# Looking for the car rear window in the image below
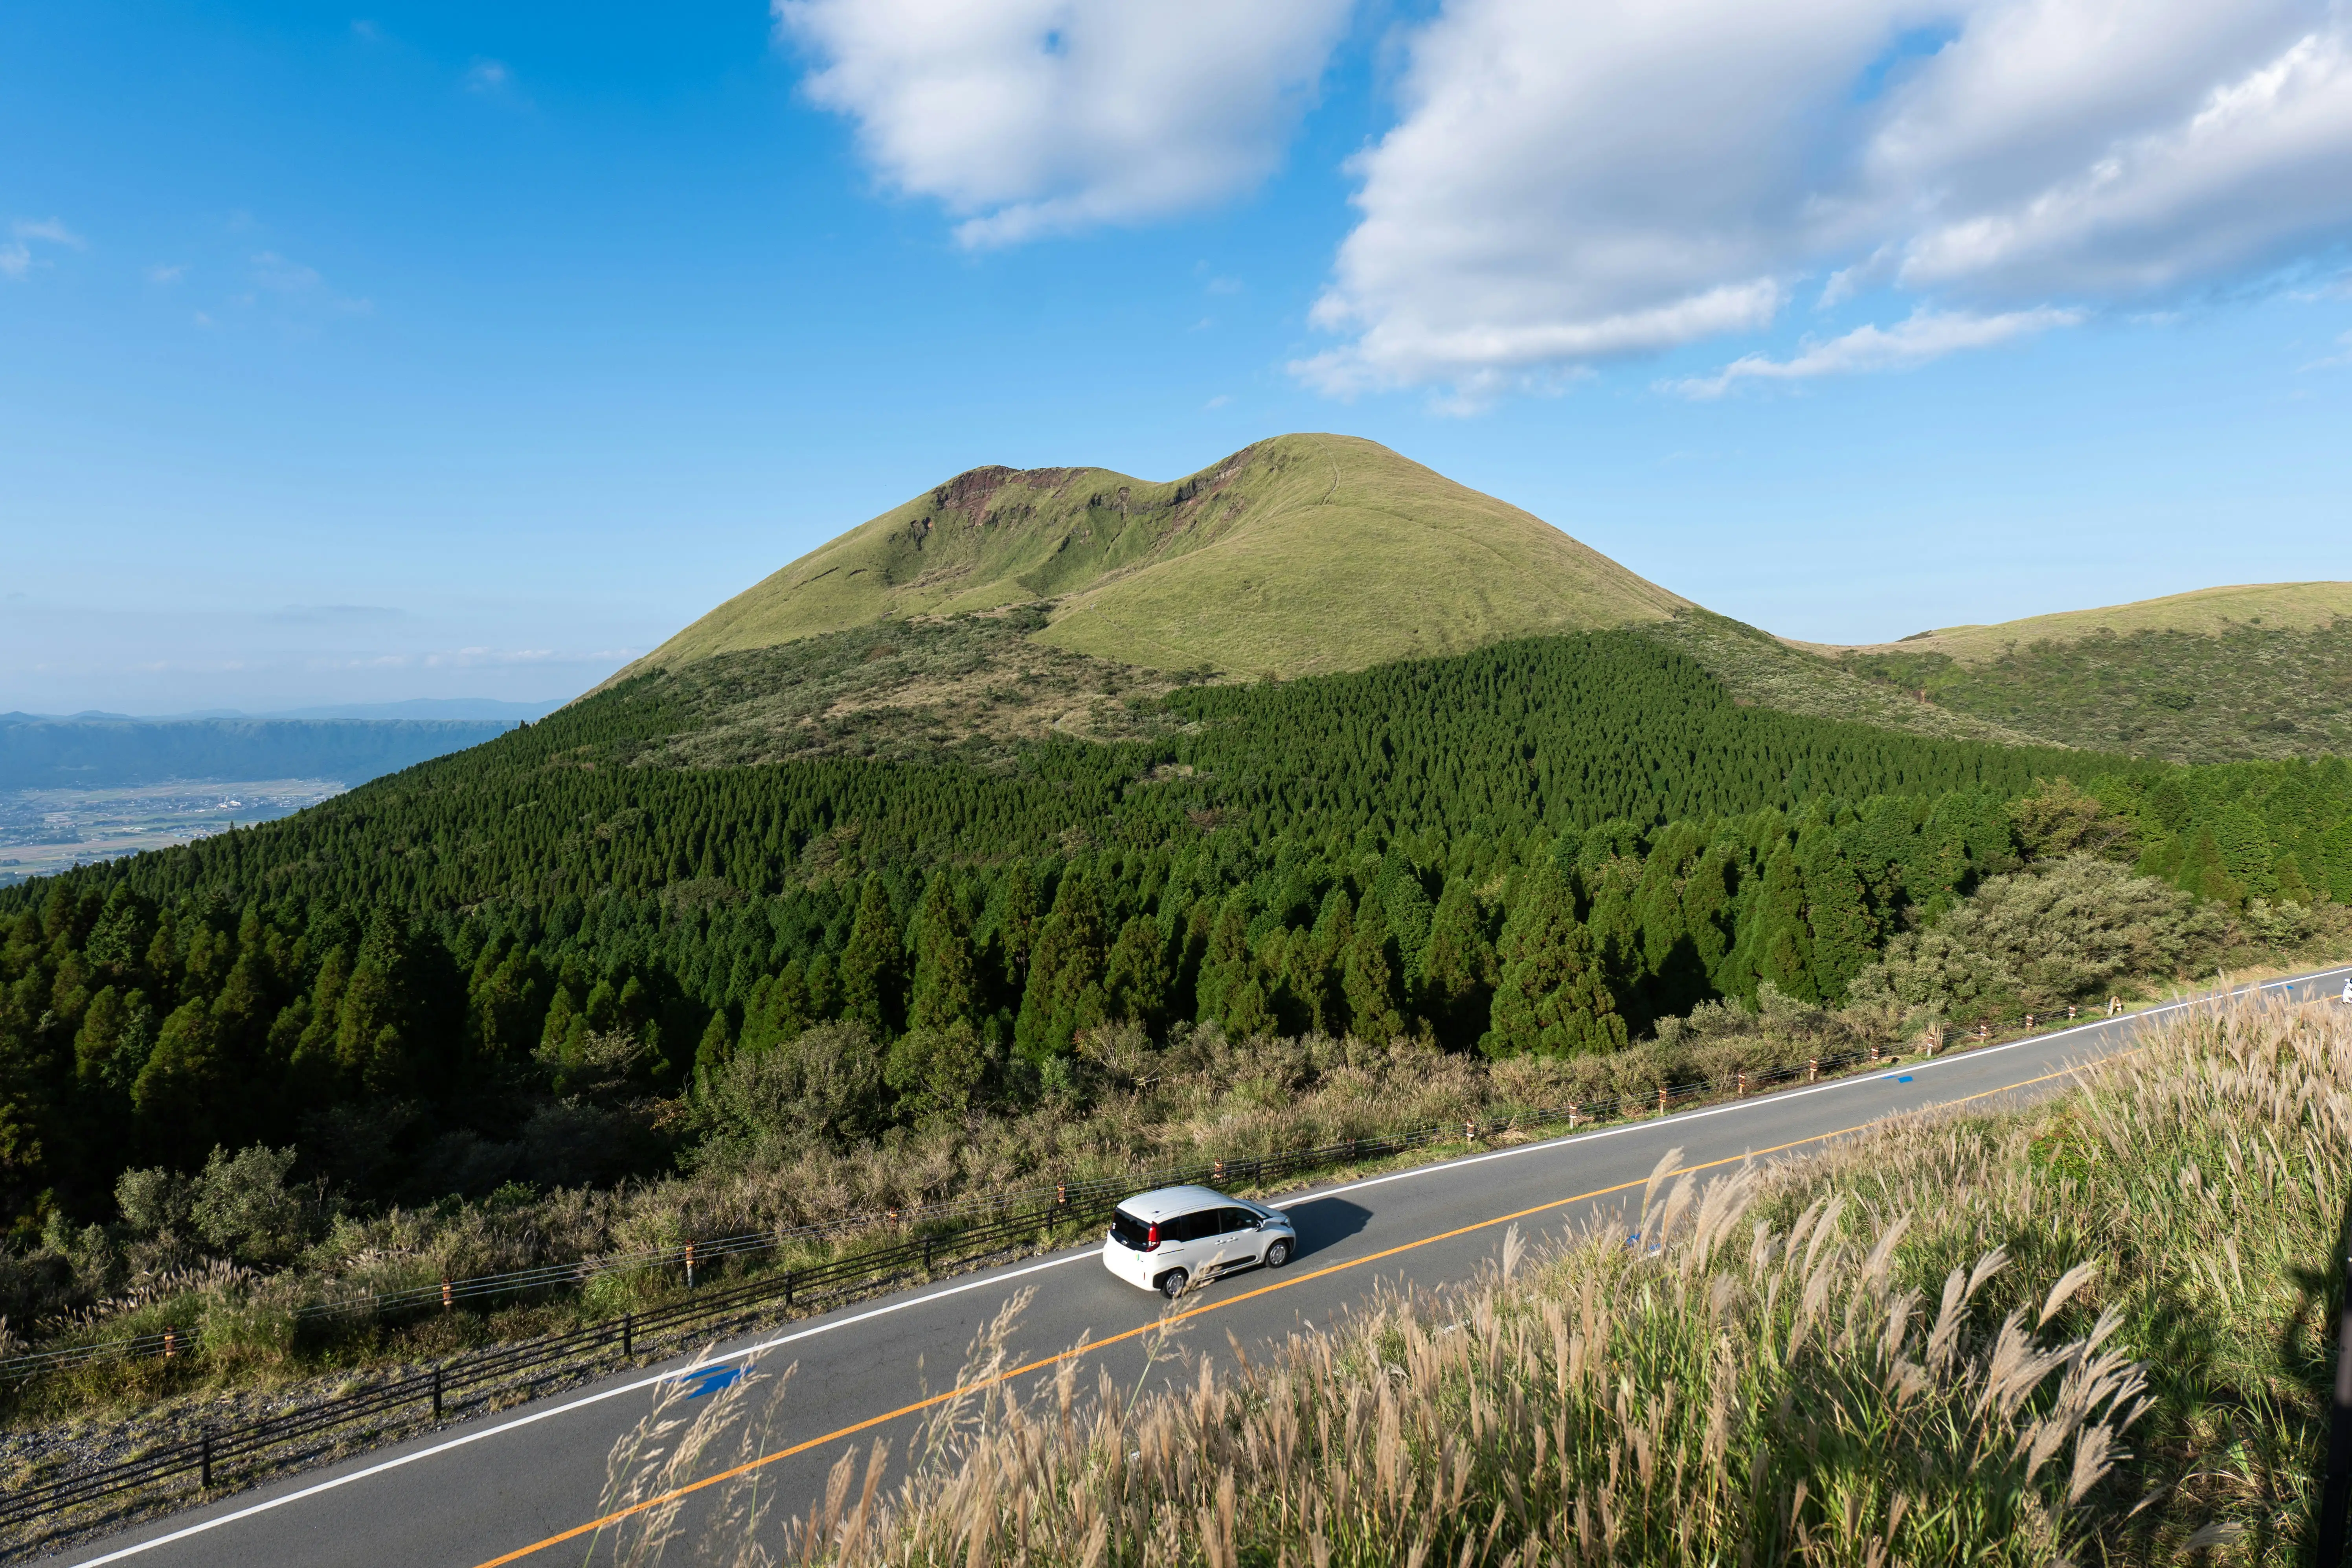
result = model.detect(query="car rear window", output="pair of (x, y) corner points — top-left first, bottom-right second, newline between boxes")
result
(1110, 1208), (1154, 1250)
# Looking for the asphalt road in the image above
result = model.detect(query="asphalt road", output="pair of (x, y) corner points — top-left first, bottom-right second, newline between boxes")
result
(46, 965), (2352, 1568)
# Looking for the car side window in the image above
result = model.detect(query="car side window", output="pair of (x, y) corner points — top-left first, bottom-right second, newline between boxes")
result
(1168, 1209), (1214, 1243)
(1218, 1208), (1256, 1234)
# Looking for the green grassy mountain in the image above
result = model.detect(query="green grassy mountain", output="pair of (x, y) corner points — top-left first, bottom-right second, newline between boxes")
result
(1810, 583), (2352, 763)
(1822, 581), (2352, 661)
(618, 434), (1691, 682)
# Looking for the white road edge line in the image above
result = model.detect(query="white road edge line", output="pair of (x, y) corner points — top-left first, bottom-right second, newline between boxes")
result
(61, 967), (2345, 1567)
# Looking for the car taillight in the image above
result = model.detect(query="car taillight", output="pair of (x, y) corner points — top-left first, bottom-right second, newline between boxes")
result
(1145, 1223), (1159, 1251)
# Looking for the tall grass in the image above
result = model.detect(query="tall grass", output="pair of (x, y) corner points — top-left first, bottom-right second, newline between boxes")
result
(600, 993), (2350, 1565)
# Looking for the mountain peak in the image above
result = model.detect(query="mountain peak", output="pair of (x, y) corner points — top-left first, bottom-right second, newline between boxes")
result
(622, 434), (1687, 681)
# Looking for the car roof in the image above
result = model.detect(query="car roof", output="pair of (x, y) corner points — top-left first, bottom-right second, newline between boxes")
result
(1116, 1184), (1238, 1221)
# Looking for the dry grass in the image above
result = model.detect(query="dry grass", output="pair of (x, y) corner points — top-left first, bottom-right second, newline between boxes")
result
(599, 993), (2352, 1566)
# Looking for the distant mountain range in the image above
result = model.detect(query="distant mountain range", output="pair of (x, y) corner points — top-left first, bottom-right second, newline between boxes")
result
(0, 714), (534, 792)
(1, 698), (564, 724)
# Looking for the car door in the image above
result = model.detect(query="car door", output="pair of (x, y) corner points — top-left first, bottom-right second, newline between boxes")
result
(1162, 1206), (1220, 1277)
(1204, 1207), (1260, 1272)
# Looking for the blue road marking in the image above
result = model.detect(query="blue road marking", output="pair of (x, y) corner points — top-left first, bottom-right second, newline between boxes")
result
(676, 1365), (743, 1399)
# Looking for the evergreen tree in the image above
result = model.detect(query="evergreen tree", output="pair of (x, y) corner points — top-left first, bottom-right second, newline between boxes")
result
(1341, 895), (1406, 1044)
(1222, 972), (1277, 1038)
(1373, 849), (1435, 980)
(134, 999), (221, 1165)
(908, 875), (981, 1033)
(695, 1010), (733, 1074)
(1103, 915), (1170, 1029)
(1751, 845), (1817, 1004)
(1485, 861), (1625, 1057)
(1418, 879), (1496, 1051)
(337, 912), (417, 1095)
(1795, 825), (1876, 1004)
(1193, 898), (1254, 1027)
(994, 861), (1040, 996)
(1681, 843), (1740, 998)
(838, 876), (904, 1035)
(1014, 870), (1110, 1061)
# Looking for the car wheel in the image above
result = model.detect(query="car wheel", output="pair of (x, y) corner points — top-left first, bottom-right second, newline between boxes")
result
(1262, 1239), (1292, 1269)
(1157, 1268), (1189, 1299)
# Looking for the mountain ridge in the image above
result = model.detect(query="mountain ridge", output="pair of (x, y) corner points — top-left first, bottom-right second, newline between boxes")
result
(615, 433), (1690, 684)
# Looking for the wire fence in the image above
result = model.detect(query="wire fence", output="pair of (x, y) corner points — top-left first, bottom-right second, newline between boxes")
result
(2, 988), (2203, 1540)
(0, 993), (2162, 1392)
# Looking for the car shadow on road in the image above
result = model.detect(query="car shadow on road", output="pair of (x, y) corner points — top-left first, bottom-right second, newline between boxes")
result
(1281, 1197), (1373, 1261)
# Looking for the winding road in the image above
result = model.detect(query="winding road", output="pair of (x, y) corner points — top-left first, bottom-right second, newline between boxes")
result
(45, 965), (2351, 1568)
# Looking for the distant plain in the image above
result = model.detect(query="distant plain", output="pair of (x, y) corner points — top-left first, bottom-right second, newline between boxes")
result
(0, 779), (345, 887)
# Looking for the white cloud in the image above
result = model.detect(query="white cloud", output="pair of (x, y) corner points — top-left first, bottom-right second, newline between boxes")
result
(146, 263), (185, 285)
(13, 218), (84, 248)
(775, 0), (1352, 245)
(1669, 306), (2083, 396)
(3, 216), (84, 281)
(2306, 328), (2352, 368)
(1303, 0), (2352, 396)
(249, 251), (371, 315)
(467, 59), (510, 92)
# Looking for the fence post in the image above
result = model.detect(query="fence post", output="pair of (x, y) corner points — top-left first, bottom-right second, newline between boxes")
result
(432, 1365), (444, 1421)
(1808, 1059), (1818, 1083)
(1464, 1119), (1476, 1144)
(923, 1236), (935, 1272)
(1735, 1070), (1746, 1099)
(1657, 1085), (1669, 1116)
(785, 1270), (795, 1309)
(1869, 1043), (1880, 1064)
(684, 1241), (696, 1291)
(2318, 1232), (2352, 1568)
(2025, 1013), (2035, 1031)
(1055, 1181), (1066, 1208)
(441, 1277), (452, 1312)
(1213, 1158), (1225, 1184)
(199, 1430), (212, 1490)
(622, 1313), (633, 1358)
(163, 1327), (178, 1360)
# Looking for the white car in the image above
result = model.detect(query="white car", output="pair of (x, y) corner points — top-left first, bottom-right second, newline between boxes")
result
(1101, 1184), (1296, 1298)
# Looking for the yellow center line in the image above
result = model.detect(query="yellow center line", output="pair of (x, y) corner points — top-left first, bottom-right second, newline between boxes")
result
(470, 1056), (2094, 1567)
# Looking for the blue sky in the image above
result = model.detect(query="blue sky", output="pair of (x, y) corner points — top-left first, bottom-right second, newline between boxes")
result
(5, 0), (2350, 713)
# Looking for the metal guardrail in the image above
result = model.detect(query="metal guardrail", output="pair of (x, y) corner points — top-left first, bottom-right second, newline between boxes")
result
(6, 1001), (2143, 1540)
(9, 980), (2263, 1544)
(0, 1193), (1102, 1537)
(0, 996), (2150, 1390)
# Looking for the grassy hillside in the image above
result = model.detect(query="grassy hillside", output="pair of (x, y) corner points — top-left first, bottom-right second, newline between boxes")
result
(1792, 582), (2352, 763)
(618, 434), (1689, 682)
(1828, 621), (2352, 763)
(1639, 609), (2052, 748)
(1827, 580), (2352, 661)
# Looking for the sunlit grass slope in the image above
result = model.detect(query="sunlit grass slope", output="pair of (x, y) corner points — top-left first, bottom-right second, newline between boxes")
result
(616, 434), (1689, 682)
(1819, 581), (2352, 662)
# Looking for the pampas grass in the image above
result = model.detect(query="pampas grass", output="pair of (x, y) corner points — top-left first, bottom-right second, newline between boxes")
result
(596, 991), (2351, 1565)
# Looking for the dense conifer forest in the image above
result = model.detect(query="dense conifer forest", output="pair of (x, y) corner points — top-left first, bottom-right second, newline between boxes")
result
(2, 630), (2345, 1233)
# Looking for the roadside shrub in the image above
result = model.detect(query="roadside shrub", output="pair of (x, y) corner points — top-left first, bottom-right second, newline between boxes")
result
(693, 1022), (887, 1164)
(1849, 855), (2225, 1019)
(114, 1165), (195, 1237)
(189, 1145), (312, 1264)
